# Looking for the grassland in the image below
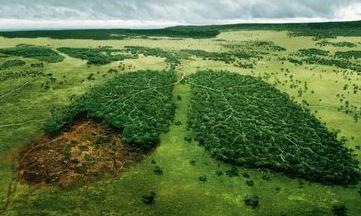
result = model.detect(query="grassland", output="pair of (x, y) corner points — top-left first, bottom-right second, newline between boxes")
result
(0, 26), (361, 216)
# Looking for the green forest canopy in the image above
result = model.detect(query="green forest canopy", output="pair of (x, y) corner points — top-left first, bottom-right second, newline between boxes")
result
(44, 70), (176, 149)
(187, 70), (360, 185)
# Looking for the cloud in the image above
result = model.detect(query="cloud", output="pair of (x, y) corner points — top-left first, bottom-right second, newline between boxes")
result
(0, 0), (359, 30)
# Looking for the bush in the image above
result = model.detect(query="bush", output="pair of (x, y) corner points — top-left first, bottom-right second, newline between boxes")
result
(246, 180), (254, 187)
(141, 192), (156, 204)
(225, 167), (239, 177)
(154, 166), (163, 175)
(198, 175), (207, 182)
(332, 204), (347, 216)
(244, 196), (259, 209)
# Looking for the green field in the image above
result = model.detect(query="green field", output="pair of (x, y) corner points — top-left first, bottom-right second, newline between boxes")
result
(0, 25), (361, 216)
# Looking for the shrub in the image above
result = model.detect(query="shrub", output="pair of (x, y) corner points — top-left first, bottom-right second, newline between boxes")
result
(198, 175), (207, 182)
(225, 167), (239, 177)
(154, 166), (163, 175)
(244, 196), (259, 209)
(141, 192), (156, 204)
(332, 204), (347, 216)
(246, 180), (254, 187)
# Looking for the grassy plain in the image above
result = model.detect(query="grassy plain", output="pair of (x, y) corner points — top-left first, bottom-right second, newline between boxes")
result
(0, 30), (360, 215)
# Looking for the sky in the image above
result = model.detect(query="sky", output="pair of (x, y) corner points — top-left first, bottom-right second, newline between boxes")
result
(0, 0), (360, 30)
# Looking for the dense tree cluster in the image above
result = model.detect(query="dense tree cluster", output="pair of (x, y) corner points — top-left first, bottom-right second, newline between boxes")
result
(124, 46), (261, 70)
(222, 40), (286, 55)
(176, 20), (361, 39)
(124, 46), (182, 69)
(0, 28), (219, 40)
(181, 49), (254, 64)
(187, 70), (360, 185)
(0, 21), (360, 41)
(0, 59), (26, 70)
(297, 48), (330, 57)
(44, 70), (176, 149)
(316, 40), (357, 48)
(0, 44), (64, 63)
(250, 41), (287, 52)
(335, 51), (361, 59)
(288, 49), (361, 72)
(57, 47), (136, 65)
(0, 66), (44, 81)
(285, 57), (303, 65)
(235, 62), (254, 69)
(304, 57), (361, 72)
(285, 21), (361, 39)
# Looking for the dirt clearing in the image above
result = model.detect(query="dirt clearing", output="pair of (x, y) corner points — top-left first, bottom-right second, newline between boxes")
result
(17, 120), (144, 187)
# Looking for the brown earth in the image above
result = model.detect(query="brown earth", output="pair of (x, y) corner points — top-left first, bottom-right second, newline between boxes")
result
(17, 120), (143, 187)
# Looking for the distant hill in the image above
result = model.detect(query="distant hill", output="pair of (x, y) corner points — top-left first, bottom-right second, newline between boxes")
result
(0, 20), (359, 40)
(168, 20), (361, 39)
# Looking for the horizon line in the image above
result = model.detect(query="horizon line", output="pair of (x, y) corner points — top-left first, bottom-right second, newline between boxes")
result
(0, 18), (360, 32)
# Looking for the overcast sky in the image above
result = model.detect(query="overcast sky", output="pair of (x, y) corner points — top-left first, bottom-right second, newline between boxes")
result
(0, 0), (360, 30)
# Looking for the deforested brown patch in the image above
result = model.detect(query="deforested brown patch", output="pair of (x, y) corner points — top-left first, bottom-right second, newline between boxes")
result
(18, 120), (143, 187)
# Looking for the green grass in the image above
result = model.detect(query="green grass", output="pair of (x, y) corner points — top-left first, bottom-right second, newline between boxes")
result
(0, 30), (361, 215)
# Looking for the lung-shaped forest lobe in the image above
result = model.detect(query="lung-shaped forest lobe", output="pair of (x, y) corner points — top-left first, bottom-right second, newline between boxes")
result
(187, 70), (360, 185)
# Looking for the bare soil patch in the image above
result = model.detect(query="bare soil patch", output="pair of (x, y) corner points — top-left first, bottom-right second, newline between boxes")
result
(18, 120), (144, 187)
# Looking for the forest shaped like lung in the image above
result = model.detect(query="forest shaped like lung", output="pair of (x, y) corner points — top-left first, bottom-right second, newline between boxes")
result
(18, 70), (177, 186)
(187, 70), (360, 185)
(44, 70), (177, 150)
